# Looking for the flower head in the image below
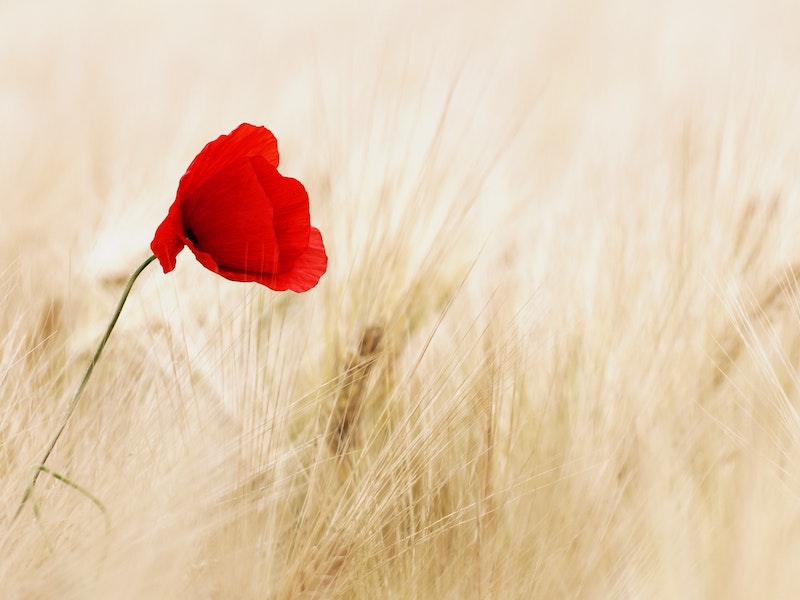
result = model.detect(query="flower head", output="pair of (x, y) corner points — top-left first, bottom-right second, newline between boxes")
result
(151, 123), (327, 292)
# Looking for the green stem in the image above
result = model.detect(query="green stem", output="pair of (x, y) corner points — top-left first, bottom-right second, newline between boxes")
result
(12, 254), (157, 522)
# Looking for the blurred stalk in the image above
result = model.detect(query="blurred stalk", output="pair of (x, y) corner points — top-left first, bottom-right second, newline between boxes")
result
(12, 254), (157, 522)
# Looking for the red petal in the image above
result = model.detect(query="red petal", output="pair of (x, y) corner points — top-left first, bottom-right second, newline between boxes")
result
(150, 200), (186, 273)
(251, 157), (311, 272)
(177, 123), (279, 201)
(181, 157), (280, 276)
(268, 227), (328, 292)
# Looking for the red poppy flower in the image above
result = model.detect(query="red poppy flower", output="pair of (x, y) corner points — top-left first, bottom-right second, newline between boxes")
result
(150, 123), (327, 292)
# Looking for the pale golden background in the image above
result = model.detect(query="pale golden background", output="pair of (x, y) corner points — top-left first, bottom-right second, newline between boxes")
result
(2, 0), (800, 597)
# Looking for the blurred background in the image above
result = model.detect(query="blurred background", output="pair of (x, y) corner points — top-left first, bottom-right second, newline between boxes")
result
(3, 0), (800, 597)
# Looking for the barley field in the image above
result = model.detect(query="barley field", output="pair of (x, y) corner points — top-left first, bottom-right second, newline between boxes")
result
(3, 0), (800, 597)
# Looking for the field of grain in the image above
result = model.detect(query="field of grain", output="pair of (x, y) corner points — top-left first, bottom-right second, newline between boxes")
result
(3, 0), (800, 597)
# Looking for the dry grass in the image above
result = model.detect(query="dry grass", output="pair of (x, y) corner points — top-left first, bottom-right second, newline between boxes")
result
(3, 0), (800, 597)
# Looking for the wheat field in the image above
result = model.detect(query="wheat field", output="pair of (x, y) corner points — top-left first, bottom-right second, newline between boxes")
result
(2, 0), (800, 597)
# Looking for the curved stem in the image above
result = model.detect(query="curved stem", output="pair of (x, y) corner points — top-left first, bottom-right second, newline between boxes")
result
(12, 254), (157, 522)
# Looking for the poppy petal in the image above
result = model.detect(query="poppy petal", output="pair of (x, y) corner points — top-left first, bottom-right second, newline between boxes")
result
(150, 200), (186, 273)
(178, 123), (280, 201)
(250, 157), (311, 272)
(181, 157), (280, 276)
(268, 227), (328, 292)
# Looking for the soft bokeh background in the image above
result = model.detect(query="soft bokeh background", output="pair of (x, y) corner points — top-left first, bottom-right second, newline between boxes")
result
(3, 0), (800, 597)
